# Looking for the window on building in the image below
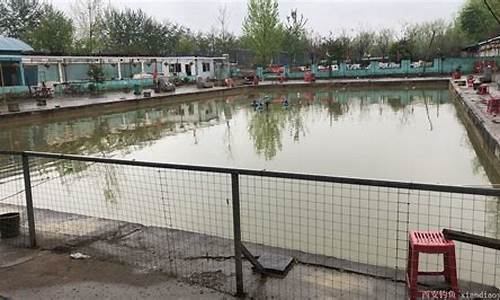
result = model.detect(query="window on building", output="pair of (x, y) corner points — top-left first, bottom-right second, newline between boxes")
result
(202, 62), (211, 72)
(169, 63), (182, 74)
(0, 62), (21, 86)
(185, 64), (192, 76)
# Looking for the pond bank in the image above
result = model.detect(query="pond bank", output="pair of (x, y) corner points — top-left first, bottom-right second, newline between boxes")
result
(450, 79), (500, 183)
(0, 77), (448, 122)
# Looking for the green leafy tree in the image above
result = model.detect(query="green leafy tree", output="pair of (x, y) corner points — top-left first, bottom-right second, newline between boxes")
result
(100, 8), (184, 55)
(351, 31), (375, 62)
(0, 0), (44, 38)
(316, 31), (352, 63)
(242, 0), (284, 66)
(23, 5), (74, 53)
(459, 0), (500, 41)
(389, 39), (413, 61)
(88, 63), (104, 83)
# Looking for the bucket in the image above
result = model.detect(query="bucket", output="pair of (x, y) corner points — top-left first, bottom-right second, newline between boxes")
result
(0, 212), (20, 238)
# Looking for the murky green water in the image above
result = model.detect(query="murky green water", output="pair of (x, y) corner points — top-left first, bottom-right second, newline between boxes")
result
(1, 86), (499, 287)
(0, 86), (495, 186)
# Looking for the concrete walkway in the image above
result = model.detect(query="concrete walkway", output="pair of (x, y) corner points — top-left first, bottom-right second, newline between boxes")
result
(0, 243), (232, 300)
(450, 77), (500, 178)
(0, 85), (228, 117)
(450, 78), (500, 141)
(3, 204), (498, 299)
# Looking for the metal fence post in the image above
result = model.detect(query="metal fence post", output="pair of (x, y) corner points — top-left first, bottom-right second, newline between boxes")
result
(231, 172), (244, 297)
(21, 153), (36, 248)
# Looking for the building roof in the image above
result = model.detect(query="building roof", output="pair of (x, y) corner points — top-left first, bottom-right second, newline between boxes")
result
(463, 35), (500, 51)
(0, 36), (33, 53)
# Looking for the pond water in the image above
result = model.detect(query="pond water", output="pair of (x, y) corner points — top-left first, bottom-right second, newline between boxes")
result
(1, 86), (499, 286)
(0, 86), (496, 186)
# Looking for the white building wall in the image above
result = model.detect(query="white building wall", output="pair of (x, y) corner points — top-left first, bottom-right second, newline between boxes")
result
(196, 59), (215, 79)
(22, 55), (225, 81)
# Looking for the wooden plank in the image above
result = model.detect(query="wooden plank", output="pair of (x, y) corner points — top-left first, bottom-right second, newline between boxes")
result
(443, 229), (500, 250)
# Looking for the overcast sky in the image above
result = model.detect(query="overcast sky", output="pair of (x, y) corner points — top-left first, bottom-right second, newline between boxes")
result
(51, 0), (466, 36)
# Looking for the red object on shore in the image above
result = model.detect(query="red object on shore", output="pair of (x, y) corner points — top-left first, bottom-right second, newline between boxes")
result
(270, 65), (284, 74)
(252, 76), (260, 86)
(304, 71), (315, 83)
(225, 78), (235, 88)
(407, 231), (459, 300)
(278, 74), (288, 83)
(467, 76), (474, 88)
(452, 71), (461, 80)
(487, 97), (500, 114)
(478, 84), (489, 95)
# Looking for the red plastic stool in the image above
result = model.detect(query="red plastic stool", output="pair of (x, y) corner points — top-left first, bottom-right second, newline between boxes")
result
(407, 231), (459, 300)
(487, 97), (500, 115)
(478, 84), (489, 95)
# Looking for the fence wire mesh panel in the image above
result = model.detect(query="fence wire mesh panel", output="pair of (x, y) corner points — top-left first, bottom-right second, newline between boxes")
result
(407, 191), (500, 290)
(239, 176), (408, 299)
(11, 154), (236, 294)
(238, 175), (500, 299)
(1, 151), (500, 299)
(0, 154), (29, 248)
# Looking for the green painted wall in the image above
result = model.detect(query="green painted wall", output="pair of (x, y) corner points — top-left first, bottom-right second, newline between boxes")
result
(258, 56), (500, 80)
(0, 85), (29, 95)
(38, 64), (60, 82)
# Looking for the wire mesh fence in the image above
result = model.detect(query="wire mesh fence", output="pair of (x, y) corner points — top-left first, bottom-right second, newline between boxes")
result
(0, 150), (499, 299)
(0, 154), (29, 248)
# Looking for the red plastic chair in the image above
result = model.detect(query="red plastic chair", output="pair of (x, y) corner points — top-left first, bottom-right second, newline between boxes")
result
(407, 231), (459, 300)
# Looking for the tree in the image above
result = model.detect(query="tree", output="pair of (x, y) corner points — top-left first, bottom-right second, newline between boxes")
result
(351, 31), (375, 62)
(242, 0), (284, 66)
(100, 8), (184, 56)
(372, 28), (394, 61)
(459, 0), (500, 41)
(0, 0), (44, 38)
(283, 9), (308, 65)
(71, 0), (106, 53)
(212, 5), (240, 58)
(22, 5), (74, 54)
(216, 5), (230, 47)
(317, 31), (352, 63)
(389, 39), (413, 62)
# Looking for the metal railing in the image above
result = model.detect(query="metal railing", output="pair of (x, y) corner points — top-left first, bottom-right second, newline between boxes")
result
(1, 150), (499, 298)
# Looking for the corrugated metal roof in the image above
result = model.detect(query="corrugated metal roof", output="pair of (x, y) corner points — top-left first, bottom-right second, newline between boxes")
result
(0, 36), (33, 53)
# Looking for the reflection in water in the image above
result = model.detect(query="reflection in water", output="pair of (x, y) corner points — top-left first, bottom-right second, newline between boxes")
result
(248, 107), (286, 160)
(2, 87), (498, 198)
(0, 87), (500, 286)
(0, 88), (492, 180)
